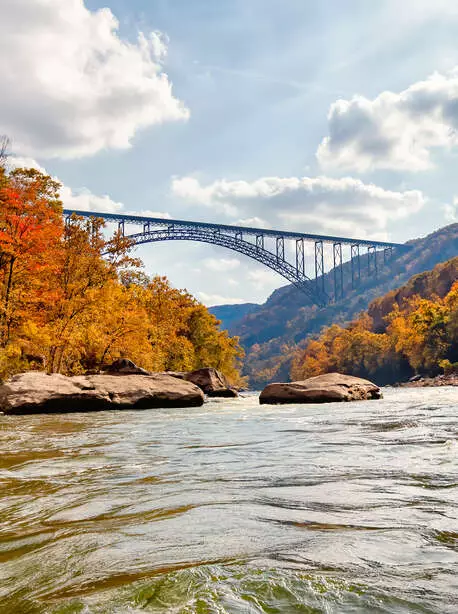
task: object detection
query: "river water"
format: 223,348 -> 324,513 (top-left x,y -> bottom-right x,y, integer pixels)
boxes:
0,387 -> 457,613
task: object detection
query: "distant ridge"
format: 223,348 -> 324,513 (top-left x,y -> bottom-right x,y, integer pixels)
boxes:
209,303 -> 259,333
221,223 -> 458,387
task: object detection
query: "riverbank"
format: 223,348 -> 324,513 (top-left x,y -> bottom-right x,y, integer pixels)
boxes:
397,373 -> 458,387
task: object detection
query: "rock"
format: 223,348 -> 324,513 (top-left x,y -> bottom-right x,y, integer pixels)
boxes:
0,371 -> 204,415
167,367 -> 238,398
105,358 -> 150,375
409,374 -> 423,382
259,372 -> 382,405
164,371 -> 186,380
207,387 -> 238,398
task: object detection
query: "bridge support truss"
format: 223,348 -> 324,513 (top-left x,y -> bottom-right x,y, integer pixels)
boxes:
63,209 -> 409,307
351,244 -> 361,289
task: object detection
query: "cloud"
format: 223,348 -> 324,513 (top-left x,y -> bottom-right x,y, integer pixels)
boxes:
9,156 -> 170,218
248,269 -> 282,290
203,258 -> 241,272
0,0 -> 189,159
444,198 -> 458,222
172,174 -> 425,238
131,210 -> 171,219
171,177 -> 238,216
197,292 -> 247,306
317,67 -> 458,172
236,217 -> 271,228
60,187 -> 124,213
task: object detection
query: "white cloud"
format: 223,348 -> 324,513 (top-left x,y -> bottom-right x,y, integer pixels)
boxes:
198,292 -> 247,306
203,258 -> 241,272
317,67 -> 458,172
9,156 -> 170,217
236,217 -> 271,228
248,269 -> 281,290
60,186 -> 124,213
0,0 -> 189,159
172,174 -> 425,238
171,177 -> 238,216
444,198 -> 458,222
8,156 -> 47,174
131,209 -> 171,219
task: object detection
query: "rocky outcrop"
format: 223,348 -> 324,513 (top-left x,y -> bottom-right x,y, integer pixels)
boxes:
398,373 -> 458,387
167,368 -> 238,398
259,372 -> 382,405
104,358 -> 150,376
0,371 -> 204,415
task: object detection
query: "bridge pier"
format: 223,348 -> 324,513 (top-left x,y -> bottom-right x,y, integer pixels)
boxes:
333,242 -> 344,302
276,237 -> 285,262
296,239 -> 305,277
368,245 -> 377,279
118,221 -> 125,236
256,234 -> 264,251
351,244 -> 361,289
314,240 -> 325,298
384,246 -> 393,265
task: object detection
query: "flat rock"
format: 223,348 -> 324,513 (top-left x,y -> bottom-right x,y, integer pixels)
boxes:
167,367 -> 238,398
259,372 -> 382,405
0,372 -> 204,415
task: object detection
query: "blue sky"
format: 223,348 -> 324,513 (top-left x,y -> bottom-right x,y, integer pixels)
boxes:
2,0 -> 458,304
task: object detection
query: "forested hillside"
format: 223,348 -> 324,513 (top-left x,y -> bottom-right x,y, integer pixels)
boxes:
224,224 -> 458,387
209,303 -> 258,332
291,257 -> 458,384
0,163 -> 244,383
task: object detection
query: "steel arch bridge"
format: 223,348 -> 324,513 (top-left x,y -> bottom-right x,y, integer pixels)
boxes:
63,209 -> 412,306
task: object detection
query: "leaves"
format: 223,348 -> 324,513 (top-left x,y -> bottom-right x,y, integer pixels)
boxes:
0,167 -> 244,383
291,273 -> 458,384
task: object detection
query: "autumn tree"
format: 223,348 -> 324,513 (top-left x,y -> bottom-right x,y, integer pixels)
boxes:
42,215 -> 141,373
0,164 -> 245,382
0,168 -> 63,349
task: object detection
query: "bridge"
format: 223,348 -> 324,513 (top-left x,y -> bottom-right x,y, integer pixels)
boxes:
63,209 -> 411,306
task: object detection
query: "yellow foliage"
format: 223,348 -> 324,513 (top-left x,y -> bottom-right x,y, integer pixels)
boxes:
291,285 -> 457,384
0,167 -> 244,383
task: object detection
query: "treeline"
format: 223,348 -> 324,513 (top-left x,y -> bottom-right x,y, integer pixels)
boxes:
0,163 -> 243,382
291,258 -> 458,384
237,222 -> 458,388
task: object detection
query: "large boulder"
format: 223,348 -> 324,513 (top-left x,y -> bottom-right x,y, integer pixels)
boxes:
259,372 -> 382,405
0,372 -> 204,415
104,358 -> 150,376
167,368 -> 238,398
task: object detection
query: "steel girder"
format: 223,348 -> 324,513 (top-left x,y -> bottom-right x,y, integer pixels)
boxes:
128,228 -> 328,306
333,242 -> 344,302
63,209 -> 412,307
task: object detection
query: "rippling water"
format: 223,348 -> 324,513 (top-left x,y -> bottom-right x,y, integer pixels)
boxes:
0,387 -> 457,613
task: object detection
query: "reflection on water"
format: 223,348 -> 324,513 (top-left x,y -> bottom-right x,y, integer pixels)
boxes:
0,387 -> 457,613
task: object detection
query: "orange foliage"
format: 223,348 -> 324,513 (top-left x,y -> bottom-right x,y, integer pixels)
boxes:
291,279 -> 458,384
0,166 -> 244,383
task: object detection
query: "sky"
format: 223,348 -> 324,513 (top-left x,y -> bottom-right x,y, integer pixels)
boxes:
1,0 -> 458,305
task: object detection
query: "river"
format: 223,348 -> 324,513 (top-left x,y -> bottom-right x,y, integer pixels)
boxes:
0,387 -> 457,613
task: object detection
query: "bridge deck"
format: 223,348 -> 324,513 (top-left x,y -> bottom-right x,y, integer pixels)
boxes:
63,209 -> 410,250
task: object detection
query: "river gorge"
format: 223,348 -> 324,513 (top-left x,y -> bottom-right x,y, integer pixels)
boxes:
1,387 -> 457,613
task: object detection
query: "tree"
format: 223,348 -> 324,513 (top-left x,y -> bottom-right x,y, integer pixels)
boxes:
0,168 -> 62,348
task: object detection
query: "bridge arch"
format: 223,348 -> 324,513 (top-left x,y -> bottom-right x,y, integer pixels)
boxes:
63,209 -> 411,306
127,227 -> 325,304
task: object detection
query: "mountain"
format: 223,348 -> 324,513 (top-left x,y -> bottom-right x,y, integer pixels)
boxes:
224,223 -> 458,387
290,255 -> 458,385
209,303 -> 259,332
